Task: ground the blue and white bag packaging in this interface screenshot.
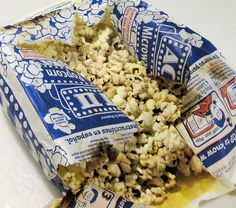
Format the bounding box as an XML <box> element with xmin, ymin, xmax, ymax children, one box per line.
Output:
<box><xmin>109</xmin><ymin>0</ymin><xmax>236</xmax><ymax>188</ymax></box>
<box><xmin>0</xmin><ymin>0</ymin><xmax>138</xmax><ymax>194</ymax></box>
<box><xmin>1</xmin><ymin>0</ymin><xmax>236</xmax><ymax>207</ymax></box>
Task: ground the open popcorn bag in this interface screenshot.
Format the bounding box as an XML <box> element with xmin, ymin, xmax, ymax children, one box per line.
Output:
<box><xmin>0</xmin><ymin>0</ymin><xmax>235</xmax><ymax>207</ymax></box>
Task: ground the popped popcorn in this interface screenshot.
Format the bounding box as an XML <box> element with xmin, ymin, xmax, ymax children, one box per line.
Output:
<box><xmin>20</xmin><ymin>15</ymin><xmax>204</xmax><ymax>206</ymax></box>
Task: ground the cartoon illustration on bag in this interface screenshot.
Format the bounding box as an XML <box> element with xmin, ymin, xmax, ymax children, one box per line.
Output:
<box><xmin>184</xmin><ymin>92</ymin><xmax>234</xmax><ymax>147</ymax></box>
<box><xmin>75</xmin><ymin>187</ymin><xmax>99</xmax><ymax>208</ymax></box>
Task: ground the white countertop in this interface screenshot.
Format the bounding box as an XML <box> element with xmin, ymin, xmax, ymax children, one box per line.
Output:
<box><xmin>0</xmin><ymin>0</ymin><xmax>235</xmax><ymax>207</ymax></box>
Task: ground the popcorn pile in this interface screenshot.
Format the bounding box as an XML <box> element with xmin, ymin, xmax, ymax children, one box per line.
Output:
<box><xmin>22</xmin><ymin>16</ymin><xmax>204</xmax><ymax>206</ymax></box>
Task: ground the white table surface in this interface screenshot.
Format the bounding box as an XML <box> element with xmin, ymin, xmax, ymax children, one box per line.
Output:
<box><xmin>0</xmin><ymin>0</ymin><xmax>236</xmax><ymax>207</ymax></box>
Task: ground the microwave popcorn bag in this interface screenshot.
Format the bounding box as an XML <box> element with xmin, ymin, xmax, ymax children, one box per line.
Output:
<box><xmin>109</xmin><ymin>0</ymin><xmax>236</xmax><ymax>187</ymax></box>
<box><xmin>0</xmin><ymin>0</ymin><xmax>235</xmax><ymax>206</ymax></box>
